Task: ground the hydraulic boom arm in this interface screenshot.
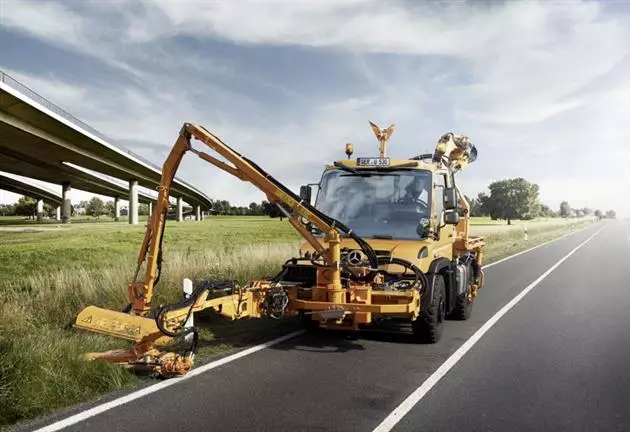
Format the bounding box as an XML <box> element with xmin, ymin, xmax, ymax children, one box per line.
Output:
<box><xmin>128</xmin><ymin>123</ymin><xmax>375</xmax><ymax>316</ymax></box>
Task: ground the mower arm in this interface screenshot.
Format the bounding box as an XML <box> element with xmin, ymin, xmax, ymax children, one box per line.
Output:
<box><xmin>128</xmin><ymin>123</ymin><xmax>340</xmax><ymax>315</ymax></box>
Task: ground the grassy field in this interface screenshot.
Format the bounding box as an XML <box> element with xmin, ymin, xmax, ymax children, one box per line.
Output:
<box><xmin>0</xmin><ymin>215</ymin><xmax>596</xmax><ymax>429</ymax></box>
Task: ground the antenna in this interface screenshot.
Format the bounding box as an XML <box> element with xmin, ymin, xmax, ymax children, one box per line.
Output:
<box><xmin>369</xmin><ymin>121</ymin><xmax>395</xmax><ymax>158</ymax></box>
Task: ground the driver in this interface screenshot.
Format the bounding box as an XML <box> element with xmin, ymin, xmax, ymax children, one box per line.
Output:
<box><xmin>400</xmin><ymin>177</ymin><xmax>428</xmax><ymax>205</ymax></box>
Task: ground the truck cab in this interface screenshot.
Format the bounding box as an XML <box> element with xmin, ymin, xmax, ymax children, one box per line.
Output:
<box><xmin>290</xmin><ymin>129</ymin><xmax>485</xmax><ymax>337</ymax></box>
<box><xmin>298</xmin><ymin>156</ymin><xmax>462</xmax><ymax>274</ymax></box>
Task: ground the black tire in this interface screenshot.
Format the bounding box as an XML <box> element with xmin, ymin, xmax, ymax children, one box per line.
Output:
<box><xmin>412</xmin><ymin>274</ymin><xmax>446</xmax><ymax>343</ymax></box>
<box><xmin>450</xmin><ymin>270</ymin><xmax>473</xmax><ymax>321</ymax></box>
<box><xmin>450</xmin><ymin>290</ymin><xmax>473</xmax><ymax>320</ymax></box>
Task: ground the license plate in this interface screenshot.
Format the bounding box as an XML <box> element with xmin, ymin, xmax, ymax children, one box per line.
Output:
<box><xmin>356</xmin><ymin>157</ymin><xmax>390</xmax><ymax>167</ymax></box>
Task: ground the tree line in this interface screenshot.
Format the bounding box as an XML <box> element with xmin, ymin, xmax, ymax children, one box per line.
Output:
<box><xmin>209</xmin><ymin>200</ymin><xmax>286</xmax><ymax>217</ymax></box>
<box><xmin>0</xmin><ymin>196</ymin><xmax>56</xmax><ymax>218</ymax></box>
<box><xmin>0</xmin><ymin>196</ymin><xmax>286</xmax><ymax>219</ymax></box>
<box><xmin>1</xmin><ymin>179</ymin><xmax>619</xmax><ymax>223</ymax></box>
<box><xmin>467</xmin><ymin>178</ymin><xmax>617</xmax><ymax>224</ymax></box>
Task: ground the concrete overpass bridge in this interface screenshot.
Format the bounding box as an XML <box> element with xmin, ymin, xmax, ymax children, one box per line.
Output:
<box><xmin>0</xmin><ymin>172</ymin><xmax>62</xmax><ymax>221</ymax></box>
<box><xmin>0</xmin><ymin>70</ymin><xmax>212</xmax><ymax>224</ymax></box>
<box><xmin>0</xmin><ymin>169</ymin><xmax>161</xmax><ymax>222</ymax></box>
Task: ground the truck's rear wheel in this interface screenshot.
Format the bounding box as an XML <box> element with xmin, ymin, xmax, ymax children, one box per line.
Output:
<box><xmin>450</xmin><ymin>289</ymin><xmax>473</xmax><ymax>320</ymax></box>
<box><xmin>412</xmin><ymin>274</ymin><xmax>445</xmax><ymax>343</ymax></box>
<box><xmin>450</xmin><ymin>267</ymin><xmax>474</xmax><ymax>320</ymax></box>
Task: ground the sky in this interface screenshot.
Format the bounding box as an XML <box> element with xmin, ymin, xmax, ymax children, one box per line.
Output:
<box><xmin>1</xmin><ymin>0</ymin><xmax>629</xmax><ymax>215</ymax></box>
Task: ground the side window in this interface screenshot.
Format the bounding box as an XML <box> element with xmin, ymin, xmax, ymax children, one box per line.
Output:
<box><xmin>434</xmin><ymin>173</ymin><xmax>446</xmax><ymax>225</ymax></box>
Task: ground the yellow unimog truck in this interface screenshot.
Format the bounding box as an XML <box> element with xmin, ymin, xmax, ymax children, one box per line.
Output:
<box><xmin>73</xmin><ymin>121</ymin><xmax>485</xmax><ymax>377</ymax></box>
<box><xmin>293</xmin><ymin>122</ymin><xmax>485</xmax><ymax>341</ymax></box>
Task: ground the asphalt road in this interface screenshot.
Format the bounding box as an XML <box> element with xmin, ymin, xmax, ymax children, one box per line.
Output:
<box><xmin>391</xmin><ymin>220</ymin><xmax>630</xmax><ymax>432</ymax></box>
<box><xmin>24</xmin><ymin>220</ymin><xmax>628</xmax><ymax>432</ymax></box>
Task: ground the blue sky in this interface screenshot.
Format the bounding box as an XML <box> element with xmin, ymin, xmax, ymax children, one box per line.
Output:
<box><xmin>1</xmin><ymin>0</ymin><xmax>630</xmax><ymax>215</ymax></box>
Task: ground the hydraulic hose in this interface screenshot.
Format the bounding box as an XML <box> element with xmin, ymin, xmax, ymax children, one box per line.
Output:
<box><xmin>154</xmin><ymin>280</ymin><xmax>237</xmax><ymax>356</ymax></box>
<box><xmin>240</xmin><ymin>155</ymin><xmax>379</xmax><ymax>274</ymax></box>
<box><xmin>152</xmin><ymin>211</ymin><xmax>167</xmax><ymax>291</ymax></box>
<box><xmin>376</xmin><ymin>256</ymin><xmax>428</xmax><ymax>295</ymax></box>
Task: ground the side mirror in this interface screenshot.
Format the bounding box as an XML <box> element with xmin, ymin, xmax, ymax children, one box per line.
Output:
<box><xmin>444</xmin><ymin>187</ymin><xmax>457</xmax><ymax>211</ymax></box>
<box><xmin>299</xmin><ymin>185</ymin><xmax>312</xmax><ymax>204</ymax></box>
<box><xmin>444</xmin><ymin>211</ymin><xmax>460</xmax><ymax>225</ymax></box>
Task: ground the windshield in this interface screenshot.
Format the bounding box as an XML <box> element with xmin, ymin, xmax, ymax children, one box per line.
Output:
<box><xmin>314</xmin><ymin>169</ymin><xmax>432</xmax><ymax>240</ymax></box>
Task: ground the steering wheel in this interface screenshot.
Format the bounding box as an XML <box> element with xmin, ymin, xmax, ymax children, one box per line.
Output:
<box><xmin>398</xmin><ymin>196</ymin><xmax>429</xmax><ymax>211</ymax></box>
<box><xmin>414</xmin><ymin>200</ymin><xmax>429</xmax><ymax>211</ymax></box>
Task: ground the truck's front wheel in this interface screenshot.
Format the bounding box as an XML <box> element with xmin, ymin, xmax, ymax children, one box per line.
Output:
<box><xmin>412</xmin><ymin>274</ymin><xmax>445</xmax><ymax>343</ymax></box>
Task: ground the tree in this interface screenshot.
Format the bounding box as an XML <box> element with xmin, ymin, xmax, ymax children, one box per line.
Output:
<box><xmin>104</xmin><ymin>200</ymin><xmax>116</xmax><ymax>218</ymax></box>
<box><xmin>559</xmin><ymin>201</ymin><xmax>571</xmax><ymax>218</ymax></box>
<box><xmin>483</xmin><ymin>178</ymin><xmax>541</xmax><ymax>225</ymax></box>
<box><xmin>216</xmin><ymin>200</ymin><xmax>230</xmax><ymax>215</ymax></box>
<box><xmin>594</xmin><ymin>209</ymin><xmax>603</xmax><ymax>219</ymax></box>
<box><xmin>248</xmin><ymin>202</ymin><xmax>261</xmax><ymax>216</ymax></box>
<box><xmin>539</xmin><ymin>204</ymin><xmax>557</xmax><ymax>218</ymax></box>
<box><xmin>476</xmin><ymin>192</ymin><xmax>492</xmax><ymax>217</ymax></box>
<box><xmin>605</xmin><ymin>210</ymin><xmax>617</xmax><ymax>219</ymax></box>
<box><xmin>14</xmin><ymin>196</ymin><xmax>37</xmax><ymax>218</ymax></box>
<box><xmin>85</xmin><ymin>197</ymin><xmax>105</xmax><ymax>219</ymax></box>
<box><xmin>0</xmin><ymin>203</ymin><xmax>15</xmax><ymax>216</ymax></box>
<box><xmin>465</xmin><ymin>195</ymin><xmax>485</xmax><ymax>217</ymax></box>
<box><xmin>138</xmin><ymin>203</ymin><xmax>150</xmax><ymax>216</ymax></box>
<box><xmin>43</xmin><ymin>203</ymin><xmax>56</xmax><ymax>218</ymax></box>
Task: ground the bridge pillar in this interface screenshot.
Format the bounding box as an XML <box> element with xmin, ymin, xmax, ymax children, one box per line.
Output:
<box><xmin>61</xmin><ymin>182</ymin><xmax>71</xmax><ymax>224</ymax></box>
<box><xmin>177</xmin><ymin>197</ymin><xmax>183</xmax><ymax>222</ymax></box>
<box><xmin>55</xmin><ymin>206</ymin><xmax>61</xmax><ymax>221</ymax></box>
<box><xmin>36</xmin><ymin>199</ymin><xmax>44</xmax><ymax>222</ymax></box>
<box><xmin>129</xmin><ymin>180</ymin><xmax>138</xmax><ymax>225</ymax></box>
<box><xmin>195</xmin><ymin>205</ymin><xmax>201</xmax><ymax>221</ymax></box>
<box><xmin>148</xmin><ymin>202</ymin><xmax>153</xmax><ymax>219</ymax></box>
<box><xmin>114</xmin><ymin>197</ymin><xmax>121</xmax><ymax>221</ymax></box>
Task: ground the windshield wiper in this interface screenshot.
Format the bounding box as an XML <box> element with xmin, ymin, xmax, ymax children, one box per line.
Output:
<box><xmin>333</xmin><ymin>161</ymin><xmax>361</xmax><ymax>174</ymax></box>
<box><xmin>333</xmin><ymin>162</ymin><xmax>392</xmax><ymax>176</ymax></box>
<box><xmin>379</xmin><ymin>162</ymin><xmax>419</xmax><ymax>170</ymax></box>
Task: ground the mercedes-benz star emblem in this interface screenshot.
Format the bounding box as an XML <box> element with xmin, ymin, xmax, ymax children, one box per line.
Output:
<box><xmin>347</xmin><ymin>250</ymin><xmax>363</xmax><ymax>266</ymax></box>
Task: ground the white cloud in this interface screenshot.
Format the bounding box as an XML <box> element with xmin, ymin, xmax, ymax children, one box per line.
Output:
<box><xmin>141</xmin><ymin>1</ymin><xmax>506</xmax><ymax>56</ymax></box>
<box><xmin>1</xmin><ymin>0</ymin><xmax>146</xmax><ymax>77</ymax></box>
<box><xmin>2</xmin><ymin>0</ymin><xmax>630</xmax><ymax>216</ymax></box>
<box><xmin>1</xmin><ymin>0</ymin><xmax>84</xmax><ymax>46</ymax></box>
<box><xmin>2</xmin><ymin>68</ymin><xmax>87</xmax><ymax>111</ymax></box>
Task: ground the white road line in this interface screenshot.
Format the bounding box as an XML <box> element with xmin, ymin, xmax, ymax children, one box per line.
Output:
<box><xmin>33</xmin><ymin>222</ymin><xmax>599</xmax><ymax>432</ymax></box>
<box><xmin>481</xmin><ymin>224</ymin><xmax>591</xmax><ymax>269</ymax></box>
<box><xmin>32</xmin><ymin>329</ymin><xmax>306</xmax><ymax>432</ymax></box>
<box><xmin>371</xmin><ymin>225</ymin><xmax>605</xmax><ymax>432</ymax></box>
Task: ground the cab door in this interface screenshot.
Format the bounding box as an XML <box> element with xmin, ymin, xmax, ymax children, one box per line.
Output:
<box><xmin>431</xmin><ymin>171</ymin><xmax>454</xmax><ymax>261</ymax></box>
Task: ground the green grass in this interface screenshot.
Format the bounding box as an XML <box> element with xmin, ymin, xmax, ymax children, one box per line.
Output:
<box><xmin>0</xmin><ymin>215</ymin><xmax>136</xmax><ymax>226</ymax></box>
<box><xmin>0</xmin><ymin>216</ymin><xmax>300</xmax><ymax>288</ymax></box>
<box><xmin>0</xmin><ymin>215</ymin><xmax>596</xmax><ymax>429</ymax></box>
